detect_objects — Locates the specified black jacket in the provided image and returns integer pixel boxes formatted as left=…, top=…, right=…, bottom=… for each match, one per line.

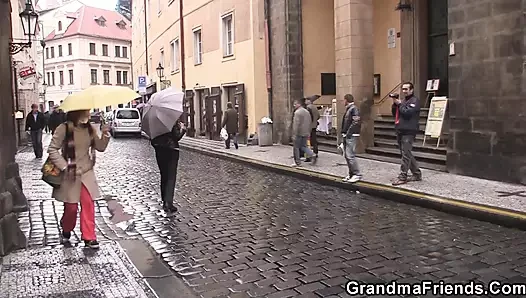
left=48, top=111, right=66, bottom=131
left=391, top=94, right=420, bottom=134
left=341, top=103, right=361, bottom=137
left=25, top=111, right=46, bottom=131
left=151, top=124, right=186, bottom=150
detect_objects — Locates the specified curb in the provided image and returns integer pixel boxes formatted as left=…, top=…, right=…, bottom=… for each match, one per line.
left=179, top=143, right=526, bottom=231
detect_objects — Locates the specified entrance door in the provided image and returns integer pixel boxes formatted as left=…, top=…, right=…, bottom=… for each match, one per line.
left=233, top=84, right=246, bottom=144
left=428, top=0, right=448, bottom=97
left=197, top=88, right=209, bottom=136
left=205, top=87, right=222, bottom=140
left=183, top=90, right=196, bottom=137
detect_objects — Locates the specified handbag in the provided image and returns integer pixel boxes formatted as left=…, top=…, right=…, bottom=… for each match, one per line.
left=41, top=123, right=68, bottom=188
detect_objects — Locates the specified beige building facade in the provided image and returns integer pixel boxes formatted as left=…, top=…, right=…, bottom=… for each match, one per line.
left=132, top=0, right=267, bottom=140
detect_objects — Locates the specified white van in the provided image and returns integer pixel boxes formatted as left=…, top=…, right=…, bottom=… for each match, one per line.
left=109, top=108, right=142, bottom=138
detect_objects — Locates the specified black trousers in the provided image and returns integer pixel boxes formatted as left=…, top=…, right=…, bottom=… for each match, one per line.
left=154, top=147, right=180, bottom=207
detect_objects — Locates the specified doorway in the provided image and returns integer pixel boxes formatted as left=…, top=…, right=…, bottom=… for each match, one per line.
left=205, top=87, right=222, bottom=140
left=427, top=0, right=448, bottom=97
left=183, top=90, right=196, bottom=137
left=223, top=84, right=246, bottom=143
left=195, top=88, right=209, bottom=137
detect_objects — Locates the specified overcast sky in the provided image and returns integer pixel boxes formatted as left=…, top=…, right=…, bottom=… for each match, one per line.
left=88, top=0, right=117, bottom=11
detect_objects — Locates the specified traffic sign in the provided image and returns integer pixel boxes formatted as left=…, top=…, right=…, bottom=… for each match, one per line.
left=138, top=76, right=147, bottom=94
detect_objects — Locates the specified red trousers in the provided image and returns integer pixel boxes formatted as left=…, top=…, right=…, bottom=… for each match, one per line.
left=61, top=184, right=96, bottom=241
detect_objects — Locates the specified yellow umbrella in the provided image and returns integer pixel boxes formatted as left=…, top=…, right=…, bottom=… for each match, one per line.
left=59, top=85, right=140, bottom=112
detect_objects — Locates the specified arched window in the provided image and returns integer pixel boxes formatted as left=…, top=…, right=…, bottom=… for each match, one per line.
left=58, top=21, right=62, bottom=31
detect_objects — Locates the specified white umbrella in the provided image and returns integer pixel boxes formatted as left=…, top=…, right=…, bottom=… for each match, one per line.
left=142, top=87, right=185, bottom=139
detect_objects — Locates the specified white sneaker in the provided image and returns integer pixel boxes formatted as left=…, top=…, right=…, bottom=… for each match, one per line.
left=342, top=175, right=351, bottom=182
left=291, top=163, right=300, bottom=167
left=349, top=175, right=362, bottom=183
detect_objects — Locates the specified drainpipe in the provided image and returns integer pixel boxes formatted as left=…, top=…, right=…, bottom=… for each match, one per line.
left=264, top=0, right=273, bottom=121
left=143, top=0, right=149, bottom=76
left=179, top=0, right=186, bottom=91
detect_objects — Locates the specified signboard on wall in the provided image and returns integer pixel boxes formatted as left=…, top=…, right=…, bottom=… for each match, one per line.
left=387, top=28, right=396, bottom=49
left=424, top=96, right=448, bottom=138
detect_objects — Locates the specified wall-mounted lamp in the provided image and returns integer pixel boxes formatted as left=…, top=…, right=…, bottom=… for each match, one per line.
left=10, top=0, right=39, bottom=55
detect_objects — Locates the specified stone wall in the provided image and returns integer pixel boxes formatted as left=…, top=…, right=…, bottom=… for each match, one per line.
left=268, top=0, right=303, bottom=143
left=447, top=0, right=526, bottom=184
left=0, top=0, right=28, bottom=256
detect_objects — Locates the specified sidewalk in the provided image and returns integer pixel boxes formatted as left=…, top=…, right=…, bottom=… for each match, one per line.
left=178, top=137, right=526, bottom=228
left=2, top=133, right=162, bottom=298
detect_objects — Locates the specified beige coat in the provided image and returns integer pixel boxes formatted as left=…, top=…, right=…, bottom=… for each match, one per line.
left=48, top=123, right=110, bottom=203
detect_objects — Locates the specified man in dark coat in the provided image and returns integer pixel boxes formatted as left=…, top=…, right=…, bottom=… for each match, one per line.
left=25, top=104, right=46, bottom=158
left=48, top=105, right=66, bottom=135
left=222, top=102, right=239, bottom=149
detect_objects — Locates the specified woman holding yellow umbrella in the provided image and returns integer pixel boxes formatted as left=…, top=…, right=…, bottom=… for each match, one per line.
left=46, top=85, right=139, bottom=249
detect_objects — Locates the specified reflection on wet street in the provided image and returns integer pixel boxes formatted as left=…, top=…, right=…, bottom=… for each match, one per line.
left=19, top=137, right=526, bottom=298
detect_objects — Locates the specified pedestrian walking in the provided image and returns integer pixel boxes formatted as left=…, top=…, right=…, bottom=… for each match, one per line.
left=47, top=109, right=111, bottom=249
left=341, top=94, right=362, bottom=183
left=391, top=82, right=422, bottom=185
left=304, top=96, right=320, bottom=161
left=49, top=106, right=67, bottom=135
left=43, top=110, right=50, bottom=134
left=221, top=102, right=239, bottom=149
left=151, top=120, right=186, bottom=213
left=292, top=98, right=317, bottom=167
left=25, top=104, right=46, bottom=158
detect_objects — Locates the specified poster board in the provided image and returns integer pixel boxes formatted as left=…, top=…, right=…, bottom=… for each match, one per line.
left=424, top=96, right=448, bottom=139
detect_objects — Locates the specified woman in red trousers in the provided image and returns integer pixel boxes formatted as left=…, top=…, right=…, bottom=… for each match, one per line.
left=48, top=109, right=110, bottom=249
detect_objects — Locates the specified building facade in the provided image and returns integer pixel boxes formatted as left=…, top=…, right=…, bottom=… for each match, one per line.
left=42, top=5, right=132, bottom=110
left=11, top=0, right=40, bottom=144
left=131, top=0, right=267, bottom=140
left=1, top=0, right=29, bottom=256
left=268, top=0, right=525, bottom=185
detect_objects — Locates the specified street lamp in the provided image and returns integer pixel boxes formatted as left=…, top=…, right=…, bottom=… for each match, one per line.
left=156, top=62, right=171, bottom=89
left=10, top=0, right=39, bottom=55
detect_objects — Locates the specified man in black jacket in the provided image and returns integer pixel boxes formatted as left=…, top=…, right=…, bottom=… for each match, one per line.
left=25, top=104, right=46, bottom=158
left=341, top=94, right=362, bottom=183
left=391, top=82, right=422, bottom=185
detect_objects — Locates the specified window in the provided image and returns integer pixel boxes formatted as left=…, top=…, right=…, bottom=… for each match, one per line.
left=116, top=71, right=122, bottom=84
left=160, top=50, right=164, bottom=68
left=58, top=45, right=63, bottom=57
left=59, top=71, right=64, bottom=85
left=222, top=13, right=234, bottom=57
left=89, top=43, right=96, bottom=55
left=193, top=29, right=202, bottom=65
left=157, top=0, right=161, bottom=13
left=122, top=47, right=128, bottom=58
left=102, top=44, right=108, bottom=56
left=50, top=47, right=55, bottom=58
left=116, top=109, right=140, bottom=119
left=115, top=46, right=121, bottom=57
left=45, top=48, right=49, bottom=59
left=58, top=21, right=62, bottom=31
left=51, top=72, right=55, bottom=85
left=122, top=71, right=128, bottom=85
left=320, top=73, right=336, bottom=95
left=90, top=69, right=98, bottom=84
left=103, top=70, right=110, bottom=84
left=68, top=70, right=74, bottom=84
left=170, top=39, right=180, bottom=71
left=68, top=43, right=72, bottom=55
left=46, top=72, right=50, bottom=84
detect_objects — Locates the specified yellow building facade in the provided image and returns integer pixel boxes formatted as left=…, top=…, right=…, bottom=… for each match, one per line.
left=131, top=0, right=268, bottom=140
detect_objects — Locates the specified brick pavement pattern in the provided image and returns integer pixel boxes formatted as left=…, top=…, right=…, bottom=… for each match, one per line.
left=0, top=241, right=157, bottom=298
left=15, top=136, right=526, bottom=298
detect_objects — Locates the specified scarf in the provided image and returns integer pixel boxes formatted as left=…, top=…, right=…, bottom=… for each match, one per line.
left=62, top=122, right=96, bottom=181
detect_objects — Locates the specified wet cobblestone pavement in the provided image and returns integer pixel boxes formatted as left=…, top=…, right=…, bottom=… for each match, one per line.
left=0, top=242, right=156, bottom=298
left=13, top=137, right=526, bottom=298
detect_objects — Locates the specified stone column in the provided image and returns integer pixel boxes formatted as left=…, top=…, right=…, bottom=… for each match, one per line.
left=269, top=0, right=303, bottom=144
left=334, top=0, right=374, bottom=152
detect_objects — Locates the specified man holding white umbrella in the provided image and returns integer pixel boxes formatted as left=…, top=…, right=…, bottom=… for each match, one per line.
left=142, top=87, right=186, bottom=213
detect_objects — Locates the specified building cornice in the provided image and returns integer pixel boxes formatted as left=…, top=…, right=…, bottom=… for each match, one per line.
left=44, top=58, right=132, bottom=69
left=46, top=33, right=132, bottom=44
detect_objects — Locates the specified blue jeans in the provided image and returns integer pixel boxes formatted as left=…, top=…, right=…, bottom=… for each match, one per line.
left=293, top=136, right=314, bottom=164
left=344, top=136, right=360, bottom=176
left=30, top=129, right=43, bottom=158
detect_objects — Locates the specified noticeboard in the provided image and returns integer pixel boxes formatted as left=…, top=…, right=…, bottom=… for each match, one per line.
left=424, top=96, right=448, bottom=138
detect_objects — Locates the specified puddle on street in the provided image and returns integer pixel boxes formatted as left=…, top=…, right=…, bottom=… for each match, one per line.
left=105, top=198, right=138, bottom=236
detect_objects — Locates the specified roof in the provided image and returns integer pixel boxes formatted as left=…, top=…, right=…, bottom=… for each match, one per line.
left=45, top=5, right=131, bottom=42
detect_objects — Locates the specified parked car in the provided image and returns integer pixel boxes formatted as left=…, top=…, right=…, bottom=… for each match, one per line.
left=109, top=108, right=142, bottom=138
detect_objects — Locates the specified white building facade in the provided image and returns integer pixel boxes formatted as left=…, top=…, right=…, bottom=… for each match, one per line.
left=41, top=5, right=132, bottom=111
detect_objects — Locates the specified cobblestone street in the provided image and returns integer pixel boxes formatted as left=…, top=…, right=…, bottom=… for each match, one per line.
left=11, top=136, right=526, bottom=298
